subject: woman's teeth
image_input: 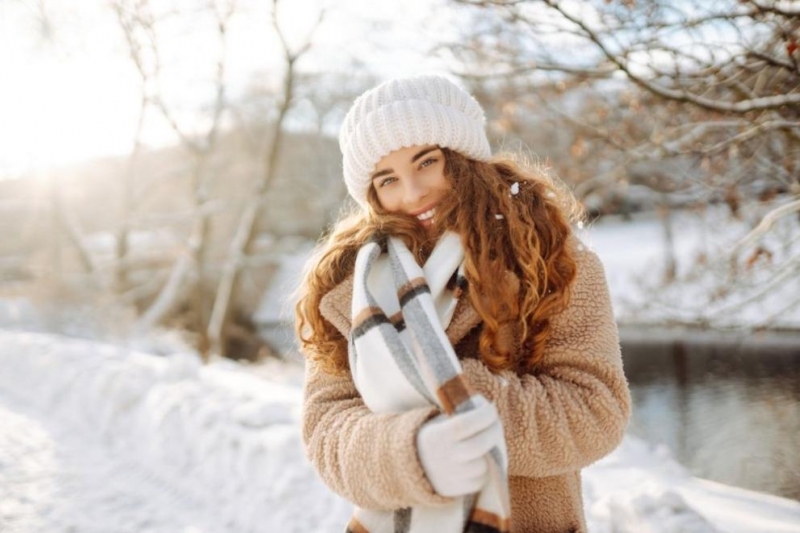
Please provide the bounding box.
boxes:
[417,208,435,221]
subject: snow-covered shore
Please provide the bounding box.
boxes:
[583,202,800,331]
[1,331,798,533]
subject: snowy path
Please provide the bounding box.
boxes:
[0,393,222,533]
[0,332,353,533]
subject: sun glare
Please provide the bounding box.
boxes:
[1,7,142,179]
[0,0,441,180]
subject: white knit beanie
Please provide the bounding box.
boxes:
[339,74,492,209]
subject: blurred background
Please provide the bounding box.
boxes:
[1,0,798,531]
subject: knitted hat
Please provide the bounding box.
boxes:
[339,74,492,209]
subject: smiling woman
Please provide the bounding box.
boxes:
[295,74,630,533]
[370,145,449,226]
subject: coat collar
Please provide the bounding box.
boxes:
[319,273,483,347]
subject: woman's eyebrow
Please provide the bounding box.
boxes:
[411,146,439,162]
[371,168,392,181]
[370,146,440,181]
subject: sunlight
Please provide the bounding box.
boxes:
[0,6,141,178]
[0,0,440,180]
[0,55,140,177]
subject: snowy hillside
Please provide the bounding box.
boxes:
[1,331,798,533]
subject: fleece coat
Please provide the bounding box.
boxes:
[301,238,631,533]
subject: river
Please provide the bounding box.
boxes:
[621,327,800,500]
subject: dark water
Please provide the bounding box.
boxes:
[620,328,800,500]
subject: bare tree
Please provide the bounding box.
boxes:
[111,0,337,357]
[112,0,235,349]
[205,0,327,357]
[444,0,799,324]
[448,0,798,197]
[10,0,56,43]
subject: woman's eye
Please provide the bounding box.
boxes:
[419,157,437,169]
[379,177,397,187]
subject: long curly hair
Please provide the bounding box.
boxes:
[295,147,583,376]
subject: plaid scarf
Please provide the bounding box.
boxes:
[347,231,511,533]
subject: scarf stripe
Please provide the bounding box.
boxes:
[351,309,406,338]
[352,242,434,406]
[470,508,511,529]
[437,374,476,415]
[387,243,463,389]
[398,279,431,307]
[351,308,390,339]
[385,325,437,406]
[394,508,412,532]
[346,517,368,533]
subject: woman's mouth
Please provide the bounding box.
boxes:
[416,207,436,225]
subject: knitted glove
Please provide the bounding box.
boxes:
[415,395,505,497]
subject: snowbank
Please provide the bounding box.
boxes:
[1,331,798,532]
[0,331,351,532]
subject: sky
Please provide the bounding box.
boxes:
[0,0,452,179]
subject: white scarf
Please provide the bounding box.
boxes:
[347,231,511,533]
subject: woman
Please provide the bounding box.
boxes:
[295,75,630,533]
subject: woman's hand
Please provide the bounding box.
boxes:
[415,395,504,497]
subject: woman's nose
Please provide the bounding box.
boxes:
[403,177,427,205]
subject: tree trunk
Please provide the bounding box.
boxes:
[116,96,147,293]
[206,55,296,357]
[658,199,677,284]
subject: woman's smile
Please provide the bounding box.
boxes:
[412,204,438,226]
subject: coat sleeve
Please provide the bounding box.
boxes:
[461,243,631,479]
[301,345,451,510]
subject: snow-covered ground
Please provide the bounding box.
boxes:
[1,331,798,533]
[0,331,352,533]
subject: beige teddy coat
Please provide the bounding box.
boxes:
[301,239,631,533]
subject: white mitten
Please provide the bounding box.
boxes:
[416,395,504,497]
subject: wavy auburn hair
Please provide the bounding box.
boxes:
[295,147,583,376]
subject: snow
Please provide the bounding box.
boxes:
[584,437,800,533]
[1,330,799,532]
[0,331,351,533]
[581,200,800,330]
[253,240,316,325]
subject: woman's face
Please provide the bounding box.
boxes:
[370,144,448,229]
